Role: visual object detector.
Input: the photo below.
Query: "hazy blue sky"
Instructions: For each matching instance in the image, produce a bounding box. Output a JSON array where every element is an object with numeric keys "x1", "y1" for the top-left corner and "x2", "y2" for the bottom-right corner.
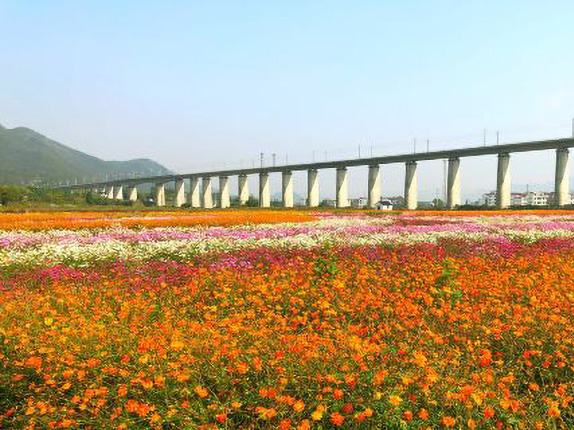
[{"x1": 1, "y1": 1, "x2": 574, "y2": 200}]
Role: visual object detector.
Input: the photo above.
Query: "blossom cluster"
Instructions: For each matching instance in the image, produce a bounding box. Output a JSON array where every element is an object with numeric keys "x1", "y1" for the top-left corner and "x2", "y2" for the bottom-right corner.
[{"x1": 1, "y1": 210, "x2": 573, "y2": 429}]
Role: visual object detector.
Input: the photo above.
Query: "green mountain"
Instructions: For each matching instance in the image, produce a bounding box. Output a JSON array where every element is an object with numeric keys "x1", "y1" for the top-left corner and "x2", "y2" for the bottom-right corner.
[{"x1": 0, "y1": 124, "x2": 172, "y2": 185}]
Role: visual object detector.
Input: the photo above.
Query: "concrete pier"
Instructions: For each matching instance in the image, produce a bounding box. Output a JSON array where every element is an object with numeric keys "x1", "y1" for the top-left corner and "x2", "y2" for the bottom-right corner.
[
  {"x1": 202, "y1": 177, "x2": 213, "y2": 209},
  {"x1": 336, "y1": 167, "x2": 348, "y2": 208},
  {"x1": 307, "y1": 169, "x2": 319, "y2": 207},
  {"x1": 114, "y1": 185, "x2": 123, "y2": 201},
  {"x1": 128, "y1": 186, "x2": 138, "y2": 202},
  {"x1": 175, "y1": 179, "x2": 186, "y2": 207},
  {"x1": 155, "y1": 183, "x2": 166, "y2": 207},
  {"x1": 219, "y1": 176, "x2": 230, "y2": 208},
  {"x1": 368, "y1": 165, "x2": 381, "y2": 208},
  {"x1": 555, "y1": 148, "x2": 570, "y2": 206},
  {"x1": 259, "y1": 172, "x2": 270, "y2": 207},
  {"x1": 496, "y1": 153, "x2": 511, "y2": 209},
  {"x1": 282, "y1": 171, "x2": 293, "y2": 208},
  {"x1": 189, "y1": 178, "x2": 200, "y2": 208},
  {"x1": 238, "y1": 174, "x2": 249, "y2": 206},
  {"x1": 404, "y1": 161, "x2": 418, "y2": 210},
  {"x1": 107, "y1": 186, "x2": 114, "y2": 200},
  {"x1": 447, "y1": 157, "x2": 461, "y2": 209}
]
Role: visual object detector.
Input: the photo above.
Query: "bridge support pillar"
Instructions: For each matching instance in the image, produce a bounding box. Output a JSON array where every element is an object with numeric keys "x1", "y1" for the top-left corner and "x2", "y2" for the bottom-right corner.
[
  {"x1": 447, "y1": 157, "x2": 461, "y2": 209},
  {"x1": 555, "y1": 148, "x2": 570, "y2": 206},
  {"x1": 114, "y1": 185, "x2": 124, "y2": 201},
  {"x1": 282, "y1": 171, "x2": 293, "y2": 207},
  {"x1": 189, "y1": 178, "x2": 200, "y2": 208},
  {"x1": 107, "y1": 186, "x2": 114, "y2": 200},
  {"x1": 238, "y1": 174, "x2": 249, "y2": 206},
  {"x1": 155, "y1": 183, "x2": 166, "y2": 207},
  {"x1": 128, "y1": 186, "x2": 138, "y2": 202},
  {"x1": 368, "y1": 165, "x2": 380, "y2": 208},
  {"x1": 175, "y1": 179, "x2": 186, "y2": 207},
  {"x1": 404, "y1": 161, "x2": 418, "y2": 210},
  {"x1": 336, "y1": 167, "x2": 348, "y2": 208},
  {"x1": 202, "y1": 177, "x2": 213, "y2": 209},
  {"x1": 307, "y1": 169, "x2": 319, "y2": 207},
  {"x1": 496, "y1": 153, "x2": 511, "y2": 209},
  {"x1": 219, "y1": 176, "x2": 230, "y2": 208},
  {"x1": 259, "y1": 173, "x2": 270, "y2": 207}
]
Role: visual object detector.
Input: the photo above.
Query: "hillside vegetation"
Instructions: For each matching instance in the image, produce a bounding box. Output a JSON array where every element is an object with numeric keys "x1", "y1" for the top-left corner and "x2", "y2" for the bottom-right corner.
[{"x1": 0, "y1": 124, "x2": 171, "y2": 184}]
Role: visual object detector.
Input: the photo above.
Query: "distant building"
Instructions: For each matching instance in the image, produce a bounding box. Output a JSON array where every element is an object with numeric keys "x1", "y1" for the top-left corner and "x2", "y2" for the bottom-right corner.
[
  {"x1": 511, "y1": 193, "x2": 528, "y2": 206},
  {"x1": 483, "y1": 192, "x2": 497, "y2": 206},
  {"x1": 320, "y1": 199, "x2": 337, "y2": 207},
  {"x1": 386, "y1": 196, "x2": 405, "y2": 208},
  {"x1": 350, "y1": 197, "x2": 368, "y2": 208},
  {"x1": 482, "y1": 191, "x2": 572, "y2": 207},
  {"x1": 374, "y1": 199, "x2": 393, "y2": 210}
]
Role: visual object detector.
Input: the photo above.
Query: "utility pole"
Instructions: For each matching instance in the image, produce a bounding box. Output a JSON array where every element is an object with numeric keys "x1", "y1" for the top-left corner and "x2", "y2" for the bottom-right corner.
[
  {"x1": 272, "y1": 153, "x2": 276, "y2": 167},
  {"x1": 496, "y1": 131, "x2": 500, "y2": 145},
  {"x1": 483, "y1": 129, "x2": 487, "y2": 146},
  {"x1": 426, "y1": 139, "x2": 429, "y2": 153},
  {"x1": 413, "y1": 138, "x2": 417, "y2": 154},
  {"x1": 260, "y1": 152, "x2": 264, "y2": 168},
  {"x1": 358, "y1": 145, "x2": 361, "y2": 158}
]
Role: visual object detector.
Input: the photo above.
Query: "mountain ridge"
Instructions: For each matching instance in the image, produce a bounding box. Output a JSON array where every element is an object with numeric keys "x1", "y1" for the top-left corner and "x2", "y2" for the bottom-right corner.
[{"x1": 0, "y1": 124, "x2": 172, "y2": 185}]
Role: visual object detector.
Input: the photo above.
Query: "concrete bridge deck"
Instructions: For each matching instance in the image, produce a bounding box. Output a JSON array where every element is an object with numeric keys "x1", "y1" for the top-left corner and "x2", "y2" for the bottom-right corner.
[
  {"x1": 57, "y1": 137, "x2": 574, "y2": 189},
  {"x1": 53, "y1": 136, "x2": 574, "y2": 209}
]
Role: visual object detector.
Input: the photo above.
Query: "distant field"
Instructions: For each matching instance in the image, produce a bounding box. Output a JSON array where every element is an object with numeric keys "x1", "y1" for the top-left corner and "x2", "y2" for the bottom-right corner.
[{"x1": 1, "y1": 210, "x2": 573, "y2": 429}]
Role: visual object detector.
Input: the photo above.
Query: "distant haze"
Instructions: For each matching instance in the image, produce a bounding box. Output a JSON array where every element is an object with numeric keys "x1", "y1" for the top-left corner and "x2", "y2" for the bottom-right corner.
[{"x1": 1, "y1": 1, "x2": 573, "y2": 200}]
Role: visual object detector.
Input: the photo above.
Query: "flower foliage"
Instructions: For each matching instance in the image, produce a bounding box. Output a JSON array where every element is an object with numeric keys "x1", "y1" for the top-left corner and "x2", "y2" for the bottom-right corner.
[{"x1": 0, "y1": 210, "x2": 573, "y2": 429}]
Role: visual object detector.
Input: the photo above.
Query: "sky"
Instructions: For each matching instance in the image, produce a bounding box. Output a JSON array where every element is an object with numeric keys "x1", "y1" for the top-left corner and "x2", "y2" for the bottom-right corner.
[{"x1": 1, "y1": 1, "x2": 574, "y2": 200}]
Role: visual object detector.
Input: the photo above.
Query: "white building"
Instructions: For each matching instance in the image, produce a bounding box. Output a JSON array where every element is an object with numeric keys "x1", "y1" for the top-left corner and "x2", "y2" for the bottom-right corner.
[
  {"x1": 525, "y1": 192, "x2": 550, "y2": 206},
  {"x1": 483, "y1": 192, "x2": 497, "y2": 206},
  {"x1": 374, "y1": 199, "x2": 393, "y2": 210},
  {"x1": 483, "y1": 191, "x2": 572, "y2": 207},
  {"x1": 350, "y1": 197, "x2": 368, "y2": 208}
]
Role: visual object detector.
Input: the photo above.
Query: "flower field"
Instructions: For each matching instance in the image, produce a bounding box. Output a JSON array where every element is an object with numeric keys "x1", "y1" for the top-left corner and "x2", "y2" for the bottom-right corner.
[{"x1": 1, "y1": 210, "x2": 573, "y2": 429}]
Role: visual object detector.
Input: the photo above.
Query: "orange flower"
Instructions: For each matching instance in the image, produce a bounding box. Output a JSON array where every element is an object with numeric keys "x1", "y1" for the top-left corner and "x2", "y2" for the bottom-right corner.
[
  {"x1": 141, "y1": 379, "x2": 153, "y2": 389},
  {"x1": 311, "y1": 407, "x2": 324, "y2": 421},
  {"x1": 418, "y1": 409, "x2": 429, "y2": 420},
  {"x1": 297, "y1": 420, "x2": 310, "y2": 430},
  {"x1": 170, "y1": 340, "x2": 185, "y2": 350},
  {"x1": 330, "y1": 413, "x2": 345, "y2": 426},
  {"x1": 548, "y1": 406, "x2": 560, "y2": 418},
  {"x1": 441, "y1": 416, "x2": 456, "y2": 427},
  {"x1": 194, "y1": 386, "x2": 209, "y2": 398},
  {"x1": 293, "y1": 400, "x2": 305, "y2": 412},
  {"x1": 484, "y1": 406, "x2": 495, "y2": 419}
]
